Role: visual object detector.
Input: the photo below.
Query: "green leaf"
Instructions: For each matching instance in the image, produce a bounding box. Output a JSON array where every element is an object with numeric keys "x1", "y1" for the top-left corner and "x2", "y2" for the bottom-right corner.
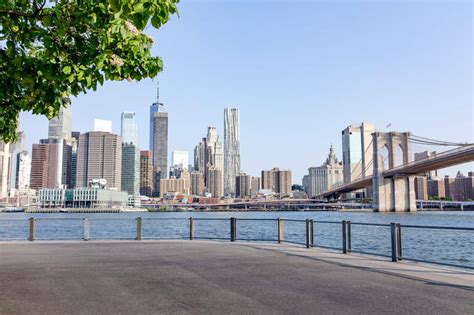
[{"x1": 63, "y1": 66, "x2": 71, "y2": 74}]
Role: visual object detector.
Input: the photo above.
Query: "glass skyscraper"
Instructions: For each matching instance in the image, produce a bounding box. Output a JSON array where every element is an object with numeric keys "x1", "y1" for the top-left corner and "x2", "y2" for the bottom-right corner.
[
  {"x1": 223, "y1": 108, "x2": 240, "y2": 196},
  {"x1": 121, "y1": 111, "x2": 138, "y2": 145}
]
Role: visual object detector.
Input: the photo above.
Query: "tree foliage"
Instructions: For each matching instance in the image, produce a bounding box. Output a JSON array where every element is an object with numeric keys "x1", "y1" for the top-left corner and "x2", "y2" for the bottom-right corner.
[{"x1": 0, "y1": 0, "x2": 179, "y2": 142}]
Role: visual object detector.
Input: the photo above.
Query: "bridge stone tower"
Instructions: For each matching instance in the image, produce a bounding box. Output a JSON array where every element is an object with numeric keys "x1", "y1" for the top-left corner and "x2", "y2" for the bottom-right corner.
[{"x1": 372, "y1": 132, "x2": 416, "y2": 212}]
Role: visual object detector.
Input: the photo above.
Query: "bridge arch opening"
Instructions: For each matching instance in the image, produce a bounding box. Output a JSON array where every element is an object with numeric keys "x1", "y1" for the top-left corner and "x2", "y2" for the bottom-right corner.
[
  {"x1": 381, "y1": 145, "x2": 390, "y2": 170},
  {"x1": 394, "y1": 144, "x2": 404, "y2": 167}
]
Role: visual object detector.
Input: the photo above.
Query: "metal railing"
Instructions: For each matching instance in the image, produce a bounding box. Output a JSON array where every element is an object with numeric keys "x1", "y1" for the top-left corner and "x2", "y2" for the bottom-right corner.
[{"x1": 0, "y1": 217, "x2": 472, "y2": 269}]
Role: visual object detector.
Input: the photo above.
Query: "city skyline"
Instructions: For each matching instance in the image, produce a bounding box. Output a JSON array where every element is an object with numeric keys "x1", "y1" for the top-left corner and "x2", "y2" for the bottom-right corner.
[{"x1": 17, "y1": 1, "x2": 472, "y2": 182}]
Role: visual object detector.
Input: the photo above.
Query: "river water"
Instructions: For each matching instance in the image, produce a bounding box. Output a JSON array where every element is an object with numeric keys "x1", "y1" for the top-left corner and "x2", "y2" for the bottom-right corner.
[{"x1": 1, "y1": 211, "x2": 473, "y2": 269}]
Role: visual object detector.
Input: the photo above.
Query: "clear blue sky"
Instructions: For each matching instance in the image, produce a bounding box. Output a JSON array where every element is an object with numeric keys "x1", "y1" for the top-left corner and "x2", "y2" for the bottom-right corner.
[{"x1": 20, "y1": 0, "x2": 473, "y2": 182}]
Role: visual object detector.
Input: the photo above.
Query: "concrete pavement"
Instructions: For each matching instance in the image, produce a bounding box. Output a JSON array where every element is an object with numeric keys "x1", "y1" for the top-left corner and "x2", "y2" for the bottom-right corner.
[{"x1": 0, "y1": 240, "x2": 473, "y2": 314}]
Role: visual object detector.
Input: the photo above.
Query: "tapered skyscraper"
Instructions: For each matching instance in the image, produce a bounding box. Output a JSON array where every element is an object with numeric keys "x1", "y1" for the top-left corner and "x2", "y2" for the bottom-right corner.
[
  {"x1": 223, "y1": 108, "x2": 240, "y2": 196},
  {"x1": 150, "y1": 83, "x2": 168, "y2": 196}
]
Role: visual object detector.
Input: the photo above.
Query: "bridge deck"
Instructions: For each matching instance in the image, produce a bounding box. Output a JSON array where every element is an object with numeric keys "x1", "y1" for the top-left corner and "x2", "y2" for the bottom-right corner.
[{"x1": 0, "y1": 240, "x2": 472, "y2": 314}]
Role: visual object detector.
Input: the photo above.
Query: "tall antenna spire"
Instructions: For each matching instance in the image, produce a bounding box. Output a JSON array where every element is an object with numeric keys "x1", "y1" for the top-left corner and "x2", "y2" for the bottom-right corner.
[{"x1": 156, "y1": 81, "x2": 160, "y2": 103}]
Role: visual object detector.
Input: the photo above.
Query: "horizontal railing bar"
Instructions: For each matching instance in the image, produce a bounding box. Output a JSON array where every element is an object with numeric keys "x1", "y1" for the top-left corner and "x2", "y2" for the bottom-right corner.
[
  {"x1": 193, "y1": 237, "x2": 230, "y2": 240},
  {"x1": 236, "y1": 218, "x2": 277, "y2": 221},
  {"x1": 192, "y1": 218, "x2": 229, "y2": 221},
  {"x1": 283, "y1": 219, "x2": 306, "y2": 222},
  {"x1": 35, "y1": 218, "x2": 87, "y2": 221},
  {"x1": 400, "y1": 225, "x2": 474, "y2": 231},
  {"x1": 143, "y1": 218, "x2": 189, "y2": 221},
  {"x1": 312, "y1": 220, "x2": 341, "y2": 224},
  {"x1": 141, "y1": 237, "x2": 188, "y2": 240},
  {"x1": 350, "y1": 222, "x2": 391, "y2": 227},
  {"x1": 0, "y1": 219, "x2": 29, "y2": 221},
  {"x1": 236, "y1": 238, "x2": 279, "y2": 242}
]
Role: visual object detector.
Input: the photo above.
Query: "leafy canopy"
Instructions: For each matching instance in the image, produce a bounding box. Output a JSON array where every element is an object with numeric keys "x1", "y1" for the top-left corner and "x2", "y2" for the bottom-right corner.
[{"x1": 0, "y1": 0, "x2": 179, "y2": 142}]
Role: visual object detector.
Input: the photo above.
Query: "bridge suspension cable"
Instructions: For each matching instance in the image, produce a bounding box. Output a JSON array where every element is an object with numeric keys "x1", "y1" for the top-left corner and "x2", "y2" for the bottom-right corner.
[{"x1": 408, "y1": 134, "x2": 471, "y2": 147}]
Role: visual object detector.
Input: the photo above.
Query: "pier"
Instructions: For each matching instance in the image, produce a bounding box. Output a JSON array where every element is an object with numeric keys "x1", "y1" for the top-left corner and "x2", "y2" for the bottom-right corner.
[{"x1": 0, "y1": 240, "x2": 472, "y2": 314}]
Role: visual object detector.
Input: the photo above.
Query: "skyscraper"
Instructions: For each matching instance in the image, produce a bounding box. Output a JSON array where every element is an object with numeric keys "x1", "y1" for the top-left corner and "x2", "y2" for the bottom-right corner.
[
  {"x1": 224, "y1": 108, "x2": 240, "y2": 197},
  {"x1": 0, "y1": 141, "x2": 10, "y2": 198},
  {"x1": 8, "y1": 131, "x2": 25, "y2": 195},
  {"x1": 236, "y1": 173, "x2": 251, "y2": 198},
  {"x1": 190, "y1": 171, "x2": 204, "y2": 196},
  {"x1": 140, "y1": 150, "x2": 154, "y2": 197},
  {"x1": 70, "y1": 131, "x2": 80, "y2": 188},
  {"x1": 121, "y1": 111, "x2": 139, "y2": 145},
  {"x1": 16, "y1": 151, "x2": 31, "y2": 192},
  {"x1": 121, "y1": 144, "x2": 140, "y2": 196},
  {"x1": 341, "y1": 122, "x2": 375, "y2": 183},
  {"x1": 30, "y1": 141, "x2": 60, "y2": 190},
  {"x1": 48, "y1": 107, "x2": 72, "y2": 144},
  {"x1": 76, "y1": 131, "x2": 122, "y2": 190},
  {"x1": 150, "y1": 84, "x2": 168, "y2": 184},
  {"x1": 208, "y1": 167, "x2": 223, "y2": 198},
  {"x1": 261, "y1": 168, "x2": 292, "y2": 196}
]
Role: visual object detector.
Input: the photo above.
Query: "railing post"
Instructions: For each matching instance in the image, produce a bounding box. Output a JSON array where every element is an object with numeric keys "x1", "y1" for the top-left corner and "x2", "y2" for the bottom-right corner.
[
  {"x1": 396, "y1": 223, "x2": 402, "y2": 261},
  {"x1": 189, "y1": 217, "x2": 194, "y2": 240},
  {"x1": 136, "y1": 217, "x2": 142, "y2": 241},
  {"x1": 347, "y1": 221, "x2": 352, "y2": 253},
  {"x1": 83, "y1": 218, "x2": 91, "y2": 241},
  {"x1": 277, "y1": 218, "x2": 284, "y2": 243},
  {"x1": 230, "y1": 217, "x2": 236, "y2": 242},
  {"x1": 390, "y1": 222, "x2": 398, "y2": 262},
  {"x1": 305, "y1": 219, "x2": 310, "y2": 248},
  {"x1": 28, "y1": 217, "x2": 36, "y2": 241},
  {"x1": 342, "y1": 220, "x2": 347, "y2": 254},
  {"x1": 310, "y1": 219, "x2": 314, "y2": 247}
]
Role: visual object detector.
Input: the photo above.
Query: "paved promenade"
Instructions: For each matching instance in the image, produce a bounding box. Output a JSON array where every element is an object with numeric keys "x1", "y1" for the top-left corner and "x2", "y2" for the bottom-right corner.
[{"x1": 0, "y1": 240, "x2": 473, "y2": 314}]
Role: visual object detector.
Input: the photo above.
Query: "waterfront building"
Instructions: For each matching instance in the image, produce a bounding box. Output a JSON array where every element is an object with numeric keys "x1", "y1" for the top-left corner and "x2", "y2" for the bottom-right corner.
[
  {"x1": 190, "y1": 171, "x2": 205, "y2": 196},
  {"x1": 38, "y1": 187, "x2": 128, "y2": 209},
  {"x1": 208, "y1": 167, "x2": 223, "y2": 198},
  {"x1": 94, "y1": 119, "x2": 112, "y2": 133},
  {"x1": 193, "y1": 127, "x2": 225, "y2": 190},
  {"x1": 444, "y1": 176, "x2": 455, "y2": 200},
  {"x1": 121, "y1": 111, "x2": 139, "y2": 145},
  {"x1": 224, "y1": 108, "x2": 240, "y2": 197},
  {"x1": 76, "y1": 131, "x2": 122, "y2": 190},
  {"x1": 302, "y1": 175, "x2": 310, "y2": 196},
  {"x1": 341, "y1": 122, "x2": 375, "y2": 198},
  {"x1": 159, "y1": 177, "x2": 189, "y2": 198},
  {"x1": 30, "y1": 139, "x2": 72, "y2": 189},
  {"x1": 414, "y1": 176, "x2": 428, "y2": 200},
  {"x1": 194, "y1": 139, "x2": 206, "y2": 176},
  {"x1": 427, "y1": 179, "x2": 445, "y2": 199},
  {"x1": 7, "y1": 131, "x2": 25, "y2": 196},
  {"x1": 140, "y1": 150, "x2": 154, "y2": 197},
  {"x1": 151, "y1": 107, "x2": 168, "y2": 182},
  {"x1": 250, "y1": 176, "x2": 261, "y2": 197},
  {"x1": 305, "y1": 145, "x2": 344, "y2": 197},
  {"x1": 48, "y1": 107, "x2": 72, "y2": 144},
  {"x1": 16, "y1": 151, "x2": 31, "y2": 193},
  {"x1": 121, "y1": 144, "x2": 140, "y2": 196},
  {"x1": 236, "y1": 173, "x2": 251, "y2": 198},
  {"x1": 70, "y1": 131, "x2": 80, "y2": 188},
  {"x1": 261, "y1": 168, "x2": 292, "y2": 196},
  {"x1": 0, "y1": 140, "x2": 10, "y2": 198},
  {"x1": 447, "y1": 172, "x2": 474, "y2": 201}
]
